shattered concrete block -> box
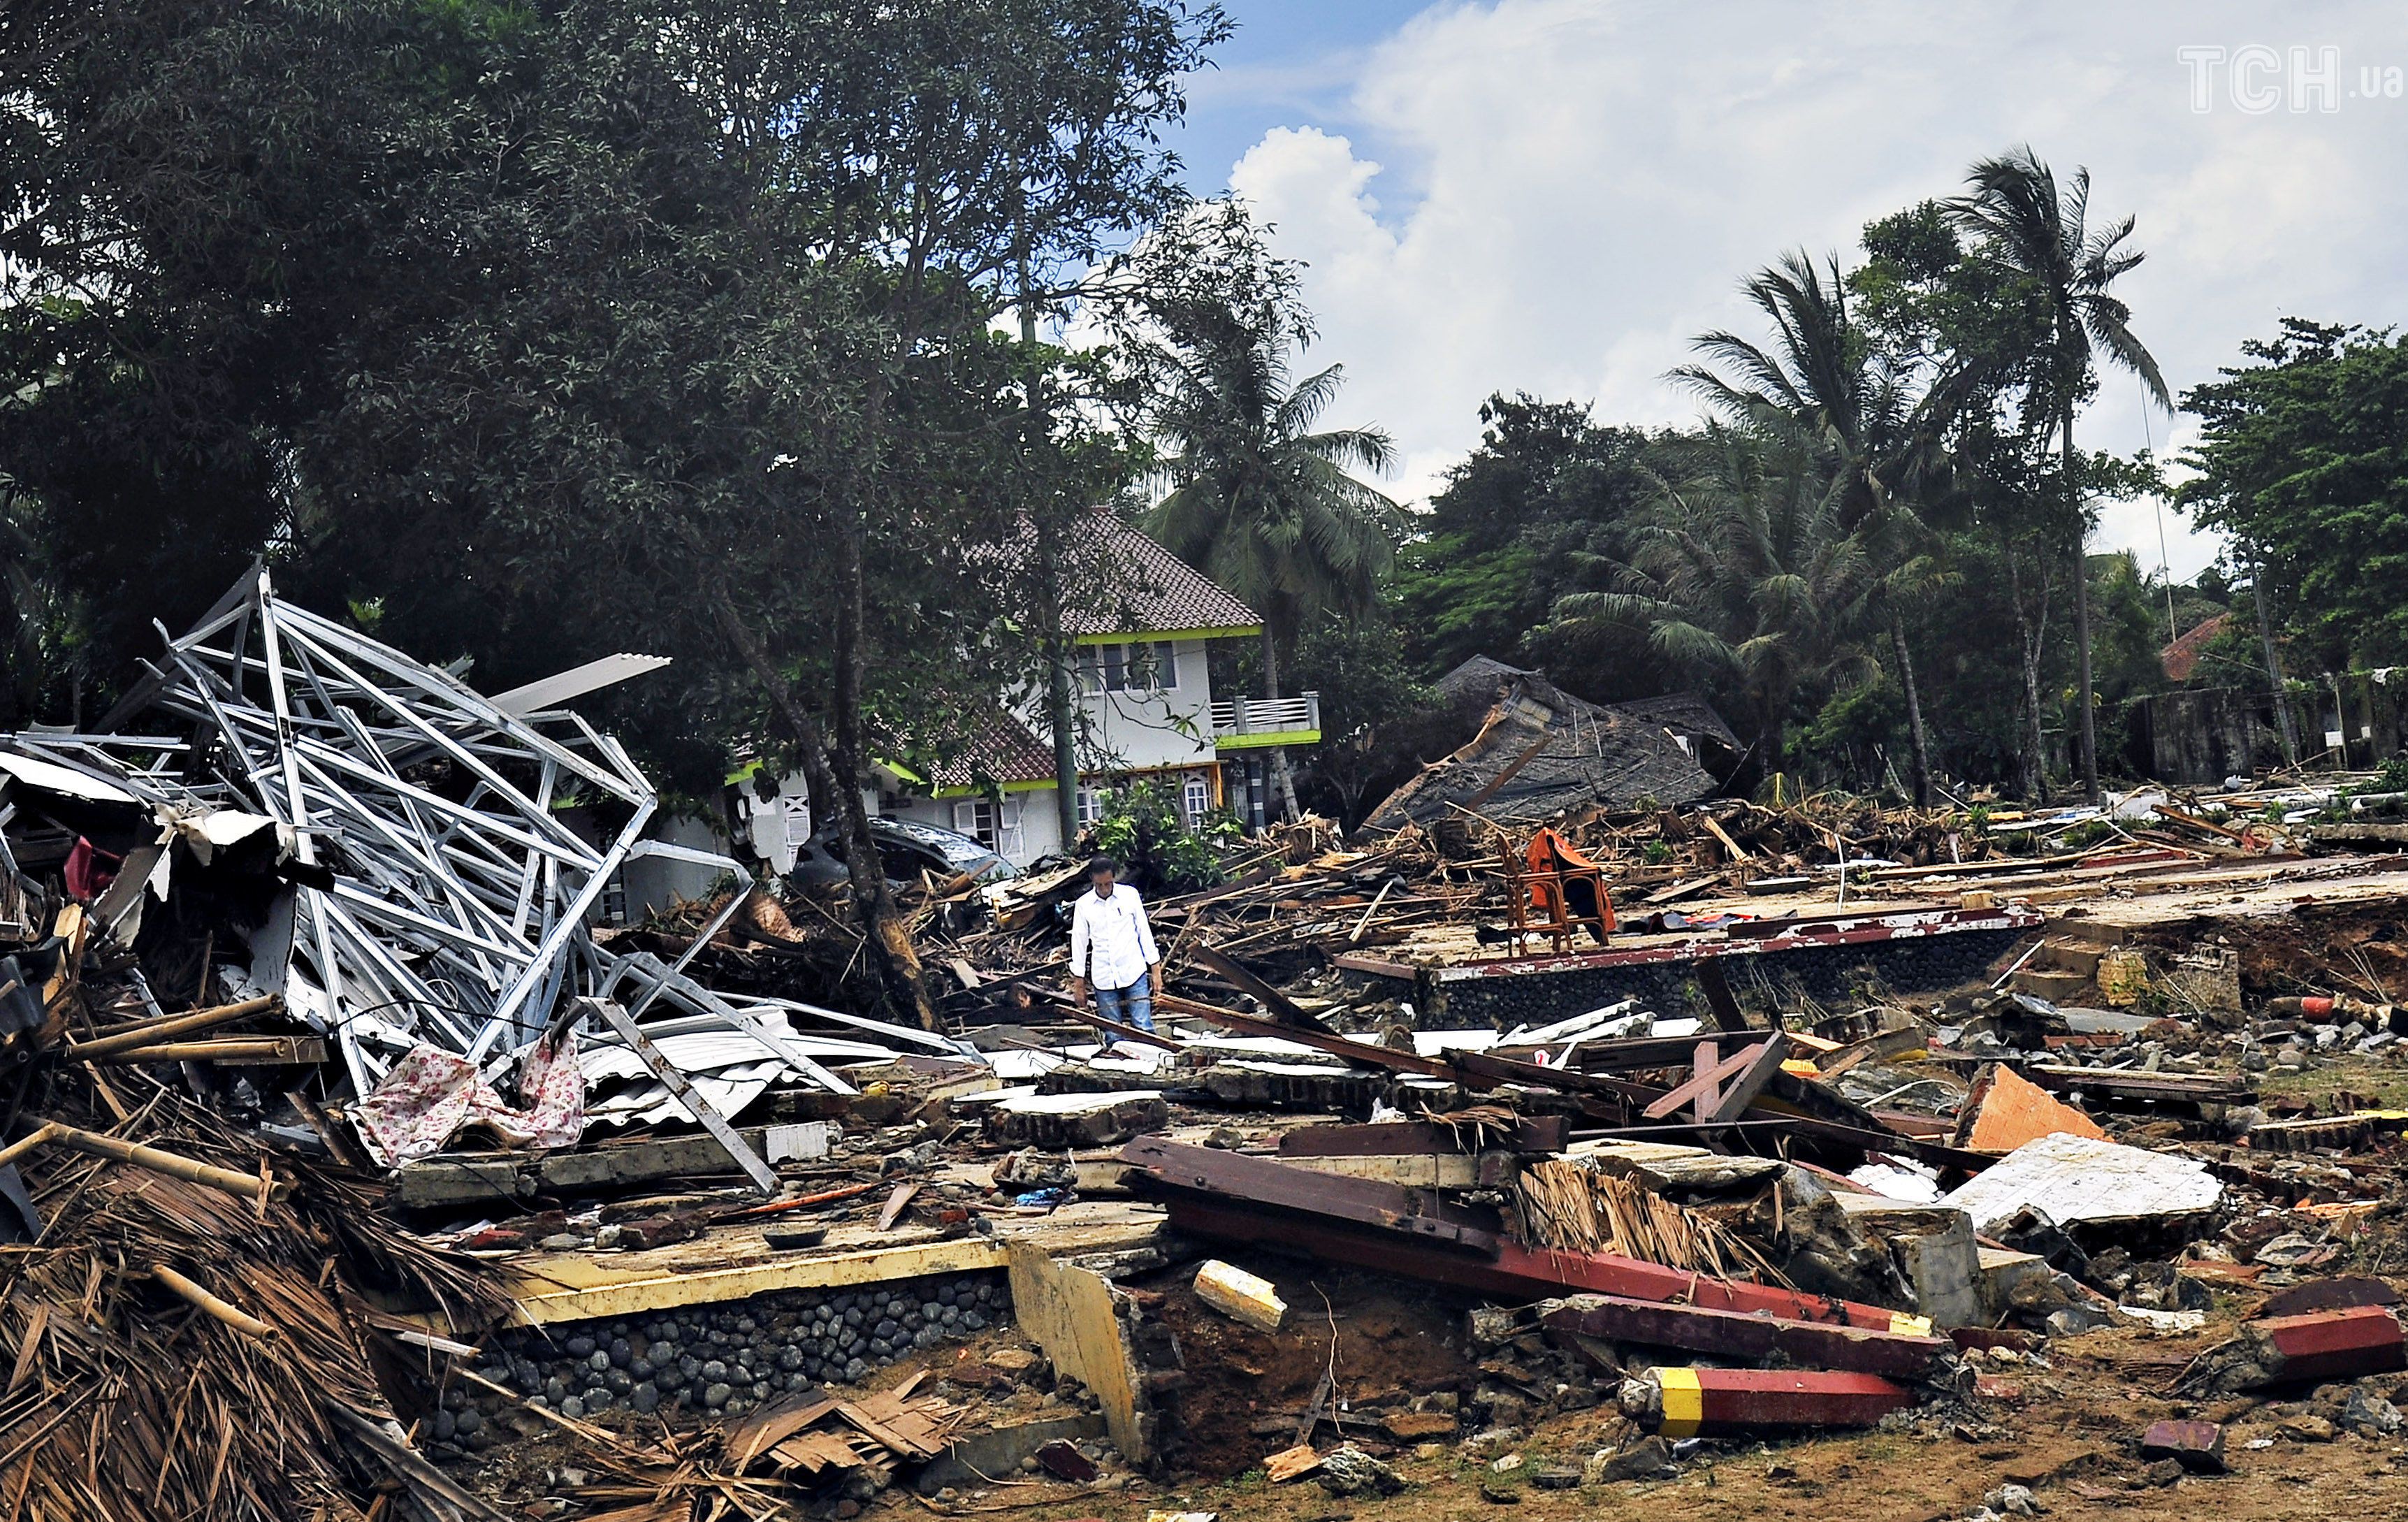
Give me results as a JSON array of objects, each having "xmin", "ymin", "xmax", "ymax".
[
  {"xmin": 1315, "ymin": 1446, "xmax": 1405, "ymax": 1497},
  {"xmin": 2140, "ymin": 1419, "xmax": 2227, "ymax": 1474},
  {"xmin": 1976, "ymin": 1247, "xmax": 2049, "ymax": 1326},
  {"xmin": 1191, "ymin": 1260, "xmax": 1286, "ymax": 1333},
  {"xmin": 1833, "ymin": 1194, "xmax": 1982, "ymax": 1329},
  {"xmin": 1585, "ymin": 1435, "xmax": 1674, "ymax": 1485},
  {"xmin": 983, "ymin": 1092, "xmax": 1168, "ymax": 1149}
]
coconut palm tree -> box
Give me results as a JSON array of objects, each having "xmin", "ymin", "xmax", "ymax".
[
  {"xmin": 1553, "ymin": 428, "xmax": 1880, "ymax": 786},
  {"xmin": 1951, "ymin": 146, "xmax": 2170, "ymax": 804},
  {"xmin": 1674, "ymin": 250, "xmax": 1955, "ymax": 805},
  {"xmin": 1141, "ymin": 294, "xmax": 1409, "ymax": 820}
]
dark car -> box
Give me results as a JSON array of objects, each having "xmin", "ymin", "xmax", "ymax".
[{"xmin": 786, "ymin": 816, "xmax": 1015, "ymax": 891}]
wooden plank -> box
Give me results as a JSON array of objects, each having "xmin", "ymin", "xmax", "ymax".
[
  {"xmin": 1643, "ymin": 875, "xmax": 1720, "ymax": 905},
  {"xmin": 505, "ymin": 1238, "xmax": 1007, "ymax": 1324},
  {"xmin": 876, "ymin": 1183, "xmax": 918, "ymax": 1231},
  {"xmin": 1697, "ymin": 813, "xmax": 1755, "ymax": 862},
  {"xmin": 1695, "ymin": 958, "xmax": 1750, "ymax": 1033},
  {"xmin": 1642, "ymin": 1041, "xmax": 1767, "ymax": 1122},
  {"xmin": 1706, "ymin": 1032, "xmax": 1792, "ymax": 1123},
  {"xmin": 1327, "ymin": 952, "xmax": 1416, "ymax": 980},
  {"xmin": 1006, "ymin": 1242, "xmax": 1149, "ymax": 1463}
]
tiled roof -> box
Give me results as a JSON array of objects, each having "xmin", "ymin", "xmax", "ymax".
[
  {"xmin": 2161, "ymin": 612, "xmax": 2232, "ymax": 683},
  {"xmin": 1066, "ymin": 514, "xmax": 1261, "ymax": 637},
  {"xmin": 928, "ymin": 711, "xmax": 1057, "ymax": 792}
]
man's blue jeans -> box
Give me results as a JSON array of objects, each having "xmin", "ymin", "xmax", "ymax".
[{"xmin": 1095, "ymin": 971, "xmax": 1154, "ymax": 1033}]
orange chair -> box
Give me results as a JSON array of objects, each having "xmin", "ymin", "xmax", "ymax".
[{"xmin": 1501, "ymin": 827, "xmax": 1614, "ymax": 952}]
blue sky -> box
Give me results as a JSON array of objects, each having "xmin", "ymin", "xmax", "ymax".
[{"xmin": 1152, "ymin": 2, "xmax": 2408, "ymax": 585}]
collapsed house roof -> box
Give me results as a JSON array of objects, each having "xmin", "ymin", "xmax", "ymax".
[
  {"xmin": 1363, "ymin": 661, "xmax": 1720, "ymax": 831},
  {"xmin": 1611, "ymin": 690, "xmax": 1744, "ymax": 759}
]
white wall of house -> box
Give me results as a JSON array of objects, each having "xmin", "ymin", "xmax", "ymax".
[
  {"xmin": 1072, "ymin": 637, "xmax": 1215, "ymax": 771},
  {"xmin": 615, "ymin": 812, "xmax": 738, "ymax": 922},
  {"xmin": 885, "ymin": 788, "xmax": 1066, "ymax": 870}
]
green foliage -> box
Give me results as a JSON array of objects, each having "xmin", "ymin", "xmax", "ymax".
[
  {"xmin": 2179, "ymin": 320, "xmax": 2408, "ymax": 671},
  {"xmin": 1126, "ymin": 207, "xmax": 1410, "ymax": 669},
  {"xmin": 1089, "ymin": 781, "xmax": 1235, "ymax": 894}
]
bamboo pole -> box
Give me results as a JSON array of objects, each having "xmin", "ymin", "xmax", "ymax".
[
  {"xmin": 66, "ymin": 996, "xmax": 280, "ymax": 1061},
  {"xmin": 152, "ymin": 1266, "xmax": 279, "ymax": 1340},
  {"xmin": 36, "ymin": 1123, "xmax": 284, "ymax": 1202},
  {"xmin": 0, "ymin": 1123, "xmax": 59, "ymax": 1171},
  {"xmin": 84, "ymin": 1038, "xmax": 319, "ymax": 1066}
]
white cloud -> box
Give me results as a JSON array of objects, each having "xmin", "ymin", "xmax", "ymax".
[{"xmin": 1215, "ymin": 1, "xmax": 2408, "ymax": 581}]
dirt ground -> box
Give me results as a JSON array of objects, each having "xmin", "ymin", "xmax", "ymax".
[
  {"xmin": 1138, "ymin": 1259, "xmax": 1477, "ymax": 1479},
  {"xmin": 922, "ymin": 1306, "xmax": 2408, "ymax": 1521}
]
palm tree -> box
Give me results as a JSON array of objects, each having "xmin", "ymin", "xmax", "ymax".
[
  {"xmin": 1674, "ymin": 251, "xmax": 1953, "ymax": 806},
  {"xmin": 1142, "ymin": 296, "xmax": 1409, "ymax": 820},
  {"xmin": 1554, "ymin": 428, "xmax": 1879, "ymax": 785},
  {"xmin": 1951, "ymin": 146, "xmax": 2170, "ymax": 804}
]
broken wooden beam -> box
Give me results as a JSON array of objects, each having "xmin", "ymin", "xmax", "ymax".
[
  {"xmin": 1619, "ymin": 1365, "xmax": 1914, "ymax": 1435},
  {"xmin": 2229, "ymin": 1305, "xmax": 2407, "ymax": 1387},
  {"xmin": 1120, "ymin": 1137, "xmax": 1499, "ymax": 1252}
]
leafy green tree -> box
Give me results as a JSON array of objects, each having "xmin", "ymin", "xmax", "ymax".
[
  {"xmin": 1131, "ymin": 224, "xmax": 1411, "ymax": 819},
  {"xmin": 1951, "ymin": 146, "xmax": 2170, "ymax": 803},
  {"xmin": 2178, "ymin": 320, "xmax": 2408, "ymax": 670},
  {"xmin": 0, "ymin": 0, "xmax": 1228, "ymax": 1029},
  {"xmin": 1391, "ymin": 394, "xmax": 1667, "ymax": 690}
]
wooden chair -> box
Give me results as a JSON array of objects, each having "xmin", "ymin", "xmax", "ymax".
[{"xmin": 1499, "ymin": 827, "xmax": 1615, "ymax": 953}]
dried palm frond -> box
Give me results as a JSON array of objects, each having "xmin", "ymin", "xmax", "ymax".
[{"xmin": 1514, "ymin": 1158, "xmax": 1790, "ymax": 1287}]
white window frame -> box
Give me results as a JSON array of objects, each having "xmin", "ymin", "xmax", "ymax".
[
  {"xmin": 951, "ymin": 797, "xmax": 1025, "ymax": 859},
  {"xmin": 1078, "ymin": 641, "xmax": 1177, "ymax": 695},
  {"xmin": 1181, "ymin": 773, "xmax": 1211, "ymax": 824}
]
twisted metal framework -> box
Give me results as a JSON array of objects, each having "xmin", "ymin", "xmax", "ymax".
[{"xmin": 10, "ymin": 569, "xmax": 926, "ymax": 1099}]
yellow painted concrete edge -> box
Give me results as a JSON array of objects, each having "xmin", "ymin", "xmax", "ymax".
[
  {"xmin": 1656, "ymin": 1366, "xmax": 1704, "ymax": 1439},
  {"xmin": 500, "ymin": 1238, "xmax": 1009, "ymax": 1326}
]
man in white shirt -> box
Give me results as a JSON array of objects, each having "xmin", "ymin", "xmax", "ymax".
[{"xmin": 1069, "ymin": 856, "xmax": 1159, "ymax": 1032}]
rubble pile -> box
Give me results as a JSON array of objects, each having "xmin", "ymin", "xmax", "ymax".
[{"xmin": 13, "ymin": 576, "xmax": 2408, "ymax": 1517}]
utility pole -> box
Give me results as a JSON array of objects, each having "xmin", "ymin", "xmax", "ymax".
[{"xmin": 2252, "ymin": 550, "xmax": 2300, "ymax": 768}]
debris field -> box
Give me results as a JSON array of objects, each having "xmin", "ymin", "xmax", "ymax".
[{"xmin": 10, "ymin": 577, "xmax": 2408, "ymax": 1520}]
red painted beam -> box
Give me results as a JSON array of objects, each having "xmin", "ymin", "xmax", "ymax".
[
  {"xmin": 1542, "ymin": 1296, "xmax": 1945, "ymax": 1382},
  {"xmin": 2242, "ymin": 1304, "xmax": 2408, "ymax": 1386},
  {"xmin": 1147, "ymin": 1189, "xmax": 1924, "ymax": 1341},
  {"xmin": 1623, "ymin": 1366, "xmax": 1915, "ymax": 1435}
]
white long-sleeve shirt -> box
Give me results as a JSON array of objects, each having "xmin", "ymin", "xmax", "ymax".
[{"xmin": 1070, "ymin": 884, "xmax": 1159, "ymax": 990}]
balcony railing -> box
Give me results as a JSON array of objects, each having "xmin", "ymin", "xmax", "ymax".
[{"xmin": 1209, "ymin": 691, "xmax": 1321, "ymax": 748}]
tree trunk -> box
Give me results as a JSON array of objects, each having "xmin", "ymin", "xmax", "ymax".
[
  {"xmin": 2065, "ymin": 401, "xmax": 2100, "ymax": 804},
  {"xmin": 2006, "ymin": 549, "xmax": 2048, "ymax": 802},
  {"xmin": 1260, "ymin": 624, "xmax": 1300, "ymax": 822},
  {"xmin": 2251, "ymin": 552, "xmax": 2300, "ymax": 767},
  {"xmin": 713, "ymin": 584, "xmax": 941, "ymax": 1032},
  {"xmin": 1887, "ymin": 602, "xmax": 1932, "ymax": 809}
]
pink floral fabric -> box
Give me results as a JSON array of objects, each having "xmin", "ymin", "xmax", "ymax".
[{"xmin": 356, "ymin": 1033, "xmax": 585, "ymax": 1164}]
